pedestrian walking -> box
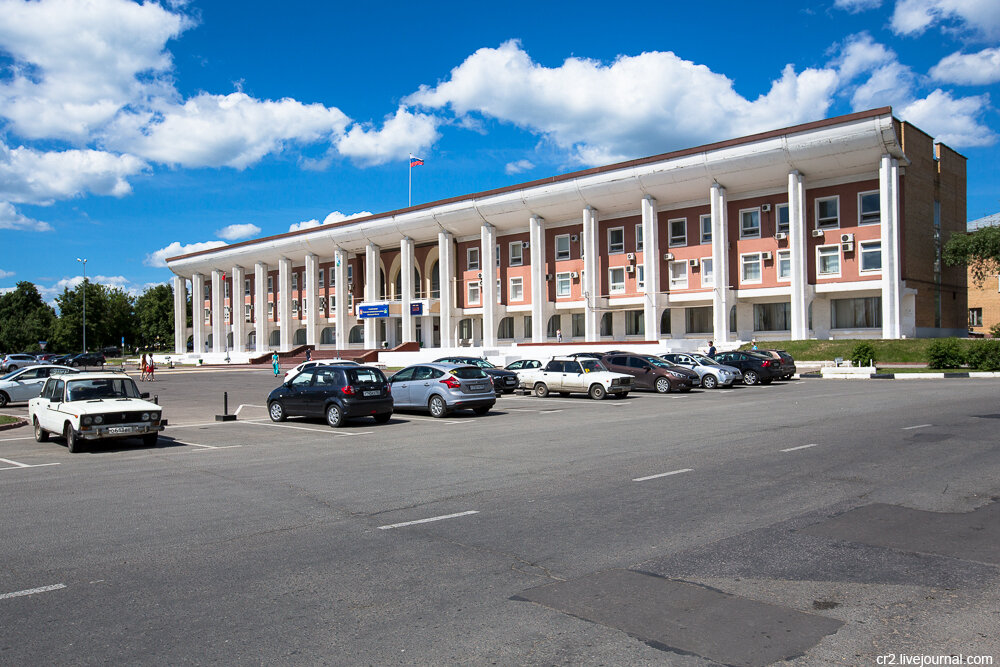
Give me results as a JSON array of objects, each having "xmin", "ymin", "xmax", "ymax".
[
  {"xmin": 272, "ymin": 351, "xmax": 280, "ymax": 377},
  {"xmin": 147, "ymin": 355, "xmax": 155, "ymax": 381},
  {"xmin": 140, "ymin": 353, "xmax": 148, "ymax": 381},
  {"xmin": 707, "ymin": 340, "xmax": 716, "ymax": 357},
  {"xmin": 305, "ymin": 348, "xmax": 311, "ymax": 362},
  {"xmin": 556, "ymin": 328, "xmax": 563, "ymax": 343}
]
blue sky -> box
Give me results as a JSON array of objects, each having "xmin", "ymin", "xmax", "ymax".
[{"xmin": 2, "ymin": 0, "xmax": 999, "ymax": 301}]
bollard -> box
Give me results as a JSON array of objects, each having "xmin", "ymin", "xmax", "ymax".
[
  {"xmin": 154, "ymin": 395, "xmax": 159, "ymax": 405},
  {"xmin": 215, "ymin": 390, "xmax": 236, "ymax": 421}
]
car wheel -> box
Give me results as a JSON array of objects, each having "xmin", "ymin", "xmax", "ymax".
[
  {"xmin": 142, "ymin": 432, "xmax": 158, "ymax": 447},
  {"xmin": 473, "ymin": 405, "xmax": 491, "ymax": 415},
  {"xmin": 620, "ymin": 392, "xmax": 629, "ymax": 399},
  {"xmin": 428, "ymin": 395, "xmax": 449, "ymax": 418},
  {"xmin": 654, "ymin": 377, "xmax": 671, "ymax": 394},
  {"xmin": 373, "ymin": 412, "xmax": 391, "ymax": 424},
  {"xmin": 325, "ymin": 403, "xmax": 344, "ymax": 427},
  {"xmin": 701, "ymin": 374, "xmax": 718, "ymax": 390},
  {"xmin": 33, "ymin": 418, "xmax": 48, "ymax": 442},
  {"xmin": 7, "ymin": 365, "xmax": 16, "ymax": 372},
  {"xmin": 534, "ymin": 383, "xmax": 549, "ymax": 398},
  {"xmin": 589, "ymin": 384, "xmax": 607, "ymax": 400},
  {"xmin": 268, "ymin": 401, "xmax": 287, "ymax": 422},
  {"xmin": 743, "ymin": 370, "xmax": 760, "ymax": 385},
  {"xmin": 0, "ymin": 391, "xmax": 8, "ymax": 408},
  {"xmin": 64, "ymin": 423, "xmax": 82, "ymax": 453}
]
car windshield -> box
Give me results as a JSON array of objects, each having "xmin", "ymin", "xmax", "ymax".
[
  {"xmin": 66, "ymin": 378, "xmax": 141, "ymax": 401},
  {"xmin": 1, "ymin": 370, "xmax": 20, "ymax": 381},
  {"xmin": 646, "ymin": 357, "xmax": 673, "ymax": 368},
  {"xmin": 469, "ymin": 359, "xmax": 496, "ymax": 369},
  {"xmin": 579, "ymin": 359, "xmax": 606, "ymax": 373},
  {"xmin": 688, "ymin": 353, "xmax": 719, "ymax": 365}
]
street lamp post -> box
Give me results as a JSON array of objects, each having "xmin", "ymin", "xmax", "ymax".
[{"xmin": 76, "ymin": 258, "xmax": 87, "ymax": 352}]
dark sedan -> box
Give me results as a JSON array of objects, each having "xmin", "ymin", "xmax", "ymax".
[
  {"xmin": 711, "ymin": 351, "xmax": 783, "ymax": 385},
  {"xmin": 67, "ymin": 352, "xmax": 106, "ymax": 368},
  {"xmin": 757, "ymin": 349, "xmax": 797, "ymax": 379},
  {"xmin": 433, "ymin": 356, "xmax": 518, "ymax": 394},
  {"xmin": 600, "ymin": 352, "xmax": 698, "ymax": 393},
  {"xmin": 267, "ymin": 364, "xmax": 393, "ymax": 427}
]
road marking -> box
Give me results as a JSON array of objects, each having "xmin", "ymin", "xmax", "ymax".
[
  {"xmin": 633, "ymin": 468, "xmax": 693, "ymax": 482},
  {"xmin": 0, "ymin": 457, "xmax": 60, "ymax": 471},
  {"xmin": 171, "ymin": 440, "xmax": 243, "ymax": 451},
  {"xmin": 902, "ymin": 424, "xmax": 933, "ymax": 430},
  {"xmin": 395, "ymin": 415, "xmax": 464, "ymax": 425},
  {"xmin": 241, "ymin": 420, "xmax": 373, "ymax": 435},
  {"xmin": 167, "ymin": 421, "xmax": 235, "ymax": 429},
  {"xmin": 0, "ymin": 436, "xmax": 35, "ymax": 442},
  {"xmin": 234, "ymin": 404, "xmax": 266, "ymax": 416},
  {"xmin": 378, "ymin": 510, "xmax": 479, "ymax": 530},
  {"xmin": 781, "ymin": 444, "xmax": 819, "ymax": 452},
  {"xmin": 0, "ymin": 583, "xmax": 66, "ymax": 600}
]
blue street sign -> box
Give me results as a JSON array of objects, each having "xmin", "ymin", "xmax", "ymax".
[
  {"xmin": 410, "ymin": 303, "xmax": 423, "ymax": 315},
  {"xmin": 357, "ymin": 304, "xmax": 389, "ymax": 319}
]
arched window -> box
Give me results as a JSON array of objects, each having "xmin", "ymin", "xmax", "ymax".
[
  {"xmin": 600, "ymin": 312, "xmax": 613, "ymax": 337},
  {"xmin": 458, "ymin": 318, "xmax": 473, "ymax": 340},
  {"xmin": 498, "ymin": 317, "xmax": 514, "ymax": 339},
  {"xmin": 431, "ymin": 260, "xmax": 440, "ymax": 298},
  {"xmin": 320, "ymin": 327, "xmax": 336, "ymax": 344},
  {"xmin": 348, "ymin": 325, "xmax": 364, "ymax": 344},
  {"xmin": 379, "ymin": 269, "xmax": 387, "ymax": 300},
  {"xmin": 729, "ymin": 305, "xmax": 737, "ymax": 332},
  {"xmin": 269, "ymin": 330, "xmax": 280, "ymax": 346},
  {"xmin": 660, "ymin": 309, "xmax": 671, "ymax": 335},
  {"xmin": 394, "ymin": 267, "xmax": 421, "ymax": 300},
  {"xmin": 247, "ymin": 330, "xmax": 256, "ymax": 349},
  {"xmin": 547, "ymin": 314, "xmax": 561, "ymax": 338},
  {"xmin": 293, "ymin": 328, "xmax": 307, "ymax": 345}
]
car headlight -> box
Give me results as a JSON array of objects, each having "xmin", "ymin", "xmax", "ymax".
[
  {"xmin": 141, "ymin": 412, "xmax": 150, "ymax": 421},
  {"xmin": 151, "ymin": 412, "xmax": 161, "ymax": 422},
  {"xmin": 94, "ymin": 415, "xmax": 103, "ymax": 424},
  {"xmin": 82, "ymin": 416, "xmax": 92, "ymax": 425}
]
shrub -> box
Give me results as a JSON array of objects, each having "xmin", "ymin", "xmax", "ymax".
[
  {"xmin": 850, "ymin": 342, "xmax": 877, "ymax": 368},
  {"xmin": 990, "ymin": 322, "xmax": 1000, "ymax": 338},
  {"xmin": 965, "ymin": 339, "xmax": 1000, "ymax": 371},
  {"xmin": 927, "ymin": 338, "xmax": 965, "ymax": 369}
]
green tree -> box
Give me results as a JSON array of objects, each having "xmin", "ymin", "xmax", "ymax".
[
  {"xmin": 135, "ymin": 284, "xmax": 175, "ymax": 350},
  {"xmin": 0, "ymin": 282, "xmax": 57, "ymax": 352},
  {"xmin": 943, "ymin": 225, "xmax": 1000, "ymax": 285},
  {"xmin": 53, "ymin": 281, "xmax": 136, "ymax": 351}
]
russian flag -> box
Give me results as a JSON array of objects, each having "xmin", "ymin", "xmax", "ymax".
[{"xmin": 410, "ymin": 155, "xmax": 424, "ymax": 168}]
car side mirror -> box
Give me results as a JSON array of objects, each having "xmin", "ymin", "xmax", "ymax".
[{"xmin": 140, "ymin": 392, "xmax": 150, "ymax": 399}]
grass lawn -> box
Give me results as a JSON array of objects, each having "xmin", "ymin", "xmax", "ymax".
[
  {"xmin": 0, "ymin": 415, "xmax": 19, "ymax": 426},
  {"xmin": 879, "ymin": 367, "xmax": 966, "ymax": 373},
  {"xmin": 738, "ymin": 338, "xmax": 977, "ymax": 363}
]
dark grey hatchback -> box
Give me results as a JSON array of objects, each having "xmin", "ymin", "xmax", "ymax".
[{"xmin": 267, "ymin": 364, "xmax": 393, "ymax": 427}]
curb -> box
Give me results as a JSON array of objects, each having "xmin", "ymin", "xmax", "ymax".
[
  {"xmin": 0, "ymin": 416, "xmax": 28, "ymax": 431},
  {"xmin": 797, "ymin": 372, "xmax": 1000, "ymax": 380}
]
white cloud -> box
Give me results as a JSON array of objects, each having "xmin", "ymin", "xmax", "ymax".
[
  {"xmin": 289, "ymin": 218, "xmax": 320, "ymax": 232},
  {"xmin": 37, "ymin": 274, "xmax": 133, "ymax": 301},
  {"xmin": 337, "ymin": 106, "xmax": 441, "ymax": 166},
  {"xmin": 850, "ymin": 61, "xmax": 918, "ymax": 110},
  {"xmin": 898, "ymin": 89, "xmax": 996, "ymax": 146},
  {"xmin": 892, "ymin": 0, "xmax": 1000, "ymax": 39},
  {"xmin": 835, "ymin": 33, "xmax": 897, "ymax": 80},
  {"xmin": 405, "ymin": 40, "xmax": 839, "ymax": 166},
  {"xmin": 216, "ymin": 223, "xmax": 261, "ymax": 241},
  {"xmin": 834, "ymin": 0, "xmax": 882, "ymax": 12},
  {"xmin": 0, "ymin": 201, "xmax": 52, "ymax": 232},
  {"xmin": 930, "ymin": 47, "xmax": 1000, "ymax": 85},
  {"xmin": 505, "ymin": 159, "xmax": 535, "ymax": 175},
  {"xmin": 145, "ymin": 240, "xmax": 226, "ymax": 268},
  {"xmin": 0, "ymin": 269, "xmax": 14, "ymax": 279},
  {"xmin": 288, "ymin": 210, "xmax": 372, "ymax": 232}
]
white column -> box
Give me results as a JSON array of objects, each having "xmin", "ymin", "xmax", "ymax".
[
  {"xmin": 529, "ymin": 215, "xmax": 546, "ymax": 343},
  {"xmin": 278, "ymin": 258, "xmax": 292, "ymax": 352},
  {"xmin": 230, "ymin": 265, "xmax": 245, "ymax": 352},
  {"xmin": 401, "ymin": 237, "xmax": 415, "ymax": 342},
  {"xmin": 880, "ymin": 154, "xmax": 902, "ymax": 339},
  {"xmin": 711, "ymin": 184, "xmax": 732, "ymax": 344},
  {"xmin": 364, "ymin": 243, "xmax": 380, "ymax": 348},
  {"xmin": 254, "ymin": 262, "xmax": 268, "ymax": 352},
  {"xmin": 334, "ymin": 249, "xmax": 349, "ymax": 351},
  {"xmin": 304, "ymin": 253, "xmax": 319, "ymax": 348},
  {"xmin": 211, "ymin": 269, "xmax": 224, "ymax": 353},
  {"xmin": 641, "ymin": 196, "xmax": 660, "ymax": 341},
  {"xmin": 788, "ymin": 171, "xmax": 808, "ymax": 339},
  {"xmin": 421, "ymin": 315, "xmax": 433, "ymax": 348},
  {"xmin": 481, "ymin": 224, "xmax": 497, "ymax": 347},
  {"xmin": 582, "ymin": 206, "xmax": 599, "ymax": 341},
  {"xmin": 191, "ymin": 273, "xmax": 205, "ymax": 354},
  {"xmin": 172, "ymin": 275, "xmax": 187, "ymax": 354},
  {"xmin": 438, "ymin": 231, "xmax": 454, "ymax": 348}
]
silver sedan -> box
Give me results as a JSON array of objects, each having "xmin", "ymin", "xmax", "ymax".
[
  {"xmin": 0, "ymin": 364, "xmax": 79, "ymax": 407},
  {"xmin": 661, "ymin": 353, "xmax": 742, "ymax": 389}
]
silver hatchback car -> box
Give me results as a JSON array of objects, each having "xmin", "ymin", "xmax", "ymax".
[{"xmin": 389, "ymin": 363, "xmax": 496, "ymax": 418}]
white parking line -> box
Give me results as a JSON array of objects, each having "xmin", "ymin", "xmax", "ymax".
[
  {"xmin": 234, "ymin": 404, "xmax": 266, "ymax": 416},
  {"xmin": 781, "ymin": 444, "xmax": 819, "ymax": 452},
  {"xmin": 170, "ymin": 440, "xmax": 242, "ymax": 451},
  {"xmin": 0, "ymin": 436, "xmax": 35, "ymax": 442},
  {"xmin": 902, "ymin": 424, "xmax": 932, "ymax": 430},
  {"xmin": 0, "ymin": 457, "xmax": 60, "ymax": 471},
  {"xmin": 633, "ymin": 468, "xmax": 693, "ymax": 482},
  {"xmin": 395, "ymin": 415, "xmax": 465, "ymax": 425},
  {"xmin": 378, "ymin": 510, "xmax": 479, "ymax": 530},
  {"xmin": 240, "ymin": 420, "xmax": 373, "ymax": 436},
  {"xmin": 0, "ymin": 583, "xmax": 66, "ymax": 600}
]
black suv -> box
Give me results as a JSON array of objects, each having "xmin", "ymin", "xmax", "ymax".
[
  {"xmin": 433, "ymin": 356, "xmax": 518, "ymax": 394},
  {"xmin": 267, "ymin": 364, "xmax": 393, "ymax": 427},
  {"xmin": 68, "ymin": 352, "xmax": 106, "ymax": 368},
  {"xmin": 710, "ymin": 351, "xmax": 782, "ymax": 385}
]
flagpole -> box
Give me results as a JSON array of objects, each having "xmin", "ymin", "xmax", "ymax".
[{"xmin": 408, "ymin": 153, "xmax": 412, "ymax": 207}]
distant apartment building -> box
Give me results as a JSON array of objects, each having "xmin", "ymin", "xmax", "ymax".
[{"xmin": 966, "ymin": 213, "xmax": 1000, "ymax": 336}]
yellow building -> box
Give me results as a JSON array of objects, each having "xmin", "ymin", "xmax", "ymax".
[{"xmin": 966, "ymin": 213, "xmax": 1000, "ymax": 336}]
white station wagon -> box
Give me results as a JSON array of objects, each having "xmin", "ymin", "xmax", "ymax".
[{"xmin": 29, "ymin": 372, "xmax": 165, "ymax": 453}]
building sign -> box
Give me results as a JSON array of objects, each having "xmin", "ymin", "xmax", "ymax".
[
  {"xmin": 357, "ymin": 304, "xmax": 389, "ymax": 319},
  {"xmin": 410, "ymin": 303, "xmax": 423, "ymax": 316}
]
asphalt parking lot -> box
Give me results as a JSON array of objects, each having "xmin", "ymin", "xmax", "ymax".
[{"xmin": 2, "ymin": 367, "xmax": 999, "ymax": 665}]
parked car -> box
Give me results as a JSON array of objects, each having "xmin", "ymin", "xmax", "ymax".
[
  {"xmin": 67, "ymin": 352, "xmax": 106, "ymax": 368},
  {"xmin": 50, "ymin": 354, "xmax": 75, "ymax": 366},
  {"xmin": 600, "ymin": 352, "xmax": 698, "ymax": 393},
  {"xmin": 267, "ymin": 364, "xmax": 392, "ymax": 427},
  {"xmin": 29, "ymin": 372, "xmax": 165, "ymax": 452},
  {"xmin": 1, "ymin": 353, "xmax": 40, "ymax": 373},
  {"xmin": 504, "ymin": 359, "xmax": 542, "ymax": 371},
  {"xmin": 756, "ymin": 349, "xmax": 797, "ymax": 380},
  {"xmin": 711, "ymin": 350, "xmax": 783, "ymax": 385},
  {"xmin": 283, "ymin": 359, "xmax": 359, "ymax": 383},
  {"xmin": 564, "ymin": 352, "xmax": 605, "ymax": 359},
  {"xmin": 390, "ymin": 363, "xmax": 496, "ymax": 417},
  {"xmin": 36, "ymin": 353, "xmax": 58, "ymax": 363},
  {"xmin": 0, "ymin": 365, "xmax": 79, "ymax": 407},
  {"xmin": 433, "ymin": 356, "xmax": 519, "ymax": 394},
  {"xmin": 661, "ymin": 353, "xmax": 741, "ymax": 389},
  {"xmin": 524, "ymin": 356, "xmax": 634, "ymax": 399}
]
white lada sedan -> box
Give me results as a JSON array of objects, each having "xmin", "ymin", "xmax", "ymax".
[{"xmin": 28, "ymin": 372, "xmax": 165, "ymax": 453}]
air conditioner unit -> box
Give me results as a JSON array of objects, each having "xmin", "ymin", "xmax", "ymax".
[
  {"xmin": 840, "ymin": 233, "xmax": 854, "ymax": 244},
  {"xmin": 571, "ymin": 234, "xmax": 579, "ymax": 242},
  {"xmin": 761, "ymin": 203, "xmax": 772, "ymax": 212},
  {"xmin": 775, "ymin": 232, "xmax": 787, "ymax": 240},
  {"xmin": 663, "ymin": 252, "xmax": 674, "ymax": 260},
  {"xmin": 570, "ymin": 271, "xmax": 579, "ymax": 279},
  {"xmin": 689, "ymin": 258, "xmax": 700, "ymax": 267},
  {"xmin": 811, "ymin": 229, "xmax": 825, "ymax": 238},
  {"xmin": 842, "ymin": 242, "xmax": 854, "ymax": 252},
  {"xmin": 761, "ymin": 251, "xmax": 772, "ymax": 261},
  {"xmin": 522, "ymin": 241, "xmax": 530, "ymax": 249},
  {"xmin": 625, "ymin": 265, "xmax": 635, "ymax": 274},
  {"xmin": 626, "ymin": 252, "xmax": 635, "ymax": 261}
]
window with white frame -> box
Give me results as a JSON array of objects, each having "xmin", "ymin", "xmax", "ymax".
[
  {"xmin": 668, "ymin": 218, "xmax": 687, "ymax": 247},
  {"xmin": 970, "ymin": 308, "xmax": 983, "ymax": 327},
  {"xmin": 302, "ymin": 298, "xmax": 307, "ymax": 314},
  {"xmin": 291, "ymin": 274, "xmax": 298, "ymax": 291},
  {"xmin": 204, "ymin": 308, "xmax": 211, "ymax": 323},
  {"xmin": 637, "ymin": 265, "xmax": 645, "ymax": 290},
  {"xmin": 244, "ymin": 279, "xmax": 251, "ymax": 295},
  {"xmin": 700, "ymin": 214, "xmax": 712, "ymax": 244},
  {"xmin": 556, "ymin": 272, "xmax": 572, "ymax": 297},
  {"xmin": 291, "ymin": 299, "xmax": 299, "ymax": 313},
  {"xmin": 740, "ymin": 208, "xmax": 761, "ymax": 238},
  {"xmin": 817, "ymin": 245, "xmax": 841, "ymax": 276},
  {"xmin": 816, "ymin": 196, "xmax": 840, "ymax": 229},
  {"xmin": 555, "ymin": 234, "xmax": 571, "ymax": 260},
  {"xmin": 267, "ymin": 276, "xmax": 273, "ymax": 293},
  {"xmin": 509, "ymin": 276, "xmax": 524, "ymax": 301},
  {"xmin": 701, "ymin": 258, "xmax": 714, "ymax": 287},
  {"xmin": 467, "ymin": 247, "xmax": 480, "ymax": 271},
  {"xmin": 245, "ymin": 304, "xmax": 252, "ymax": 322},
  {"xmin": 859, "ymin": 191, "xmax": 880, "ymax": 225},
  {"xmin": 509, "ymin": 241, "xmax": 523, "ymax": 266},
  {"xmin": 224, "ymin": 305, "xmax": 230, "ymax": 322},
  {"xmin": 608, "ymin": 267, "xmax": 626, "ymax": 294},
  {"xmin": 329, "ymin": 295, "xmax": 336, "ymax": 312},
  {"xmin": 204, "ymin": 285, "xmax": 210, "ymax": 299},
  {"xmin": 669, "ymin": 261, "xmax": 688, "ymax": 289},
  {"xmin": 268, "ymin": 302, "xmax": 274, "ymax": 318},
  {"xmin": 741, "ymin": 253, "xmax": 762, "ymax": 283},
  {"xmin": 777, "ymin": 250, "xmax": 791, "ymax": 280},
  {"xmin": 318, "ymin": 269, "xmax": 324, "ymax": 288},
  {"xmin": 635, "ymin": 223, "xmax": 644, "ymax": 252},
  {"xmin": 467, "ymin": 281, "xmax": 481, "ymax": 305},
  {"xmin": 497, "ymin": 279, "xmax": 502, "ymax": 304},
  {"xmin": 625, "ymin": 310, "xmax": 644, "ymax": 336},
  {"xmin": 608, "ymin": 227, "xmax": 625, "ymax": 254},
  {"xmin": 347, "ymin": 265, "xmax": 353, "ymax": 284},
  {"xmin": 776, "ymin": 204, "xmax": 790, "ymax": 235},
  {"xmin": 859, "ymin": 240, "xmax": 882, "ymax": 272},
  {"xmin": 224, "ymin": 282, "xmax": 229, "ymax": 298},
  {"xmin": 495, "ymin": 246, "xmax": 500, "ymax": 267}
]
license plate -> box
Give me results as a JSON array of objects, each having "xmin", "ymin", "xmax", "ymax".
[
  {"xmin": 363, "ymin": 390, "xmax": 379, "ymax": 397},
  {"xmin": 108, "ymin": 426, "xmax": 133, "ymax": 434},
  {"xmin": 469, "ymin": 384, "xmax": 485, "ymax": 391}
]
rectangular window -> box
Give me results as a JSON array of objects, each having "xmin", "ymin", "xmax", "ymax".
[
  {"xmin": 608, "ymin": 227, "xmax": 625, "ymax": 254},
  {"xmin": 467, "ymin": 247, "xmax": 480, "ymax": 271},
  {"xmin": 204, "ymin": 308, "xmax": 211, "ymax": 323},
  {"xmin": 777, "ymin": 204, "xmax": 790, "ymax": 235},
  {"xmin": 831, "ymin": 296, "xmax": 882, "ymax": 328},
  {"xmin": 347, "ymin": 265, "xmax": 353, "ymax": 284},
  {"xmin": 859, "ymin": 191, "xmax": 880, "ymax": 225},
  {"xmin": 556, "ymin": 272, "xmax": 572, "ymax": 297},
  {"xmin": 268, "ymin": 302, "xmax": 274, "ymax": 318},
  {"xmin": 741, "ymin": 253, "xmax": 762, "ymax": 283},
  {"xmin": 244, "ymin": 279, "xmax": 251, "ymax": 295},
  {"xmin": 860, "ymin": 240, "xmax": 882, "ymax": 272},
  {"xmin": 669, "ymin": 261, "xmax": 688, "ymax": 290},
  {"xmin": 555, "ymin": 234, "xmax": 571, "ymax": 260},
  {"xmin": 970, "ymin": 308, "xmax": 984, "ymax": 327},
  {"xmin": 291, "ymin": 299, "xmax": 298, "ymax": 313},
  {"xmin": 291, "ymin": 274, "xmax": 298, "ymax": 291},
  {"xmin": 523, "ymin": 314, "xmax": 532, "ymax": 338},
  {"xmin": 740, "ymin": 208, "xmax": 761, "ymax": 239},
  {"xmin": 224, "ymin": 281, "xmax": 230, "ymax": 298},
  {"xmin": 817, "ymin": 245, "xmax": 841, "ymax": 277},
  {"xmin": 625, "ymin": 310, "xmax": 644, "ymax": 336},
  {"xmin": 497, "ymin": 278, "xmax": 502, "ymax": 304},
  {"xmin": 267, "ymin": 276, "xmax": 273, "ymax": 293},
  {"xmin": 700, "ymin": 214, "xmax": 712, "ymax": 244},
  {"xmin": 777, "ymin": 250, "xmax": 791, "ymax": 280},
  {"xmin": 509, "ymin": 241, "xmax": 523, "ymax": 266},
  {"xmin": 668, "ymin": 218, "xmax": 687, "ymax": 247},
  {"xmin": 608, "ymin": 267, "xmax": 626, "ymax": 294},
  {"xmin": 318, "ymin": 269, "xmax": 324, "ymax": 288},
  {"xmin": 635, "ymin": 223, "xmax": 644, "ymax": 252},
  {"xmin": 329, "ymin": 295, "xmax": 336, "ymax": 312},
  {"xmin": 637, "ymin": 265, "xmax": 645, "ymax": 291},
  {"xmin": 245, "ymin": 304, "xmax": 252, "ymax": 322},
  {"xmin": 467, "ymin": 281, "xmax": 481, "ymax": 305},
  {"xmin": 223, "ymin": 305, "xmax": 230, "ymax": 322},
  {"xmin": 496, "ymin": 245, "xmax": 500, "ymax": 267},
  {"xmin": 685, "ymin": 306, "xmax": 713, "ymax": 334},
  {"xmin": 753, "ymin": 302, "xmax": 791, "ymax": 331},
  {"xmin": 509, "ymin": 277, "xmax": 524, "ymax": 301},
  {"xmin": 816, "ymin": 196, "xmax": 840, "ymax": 229},
  {"xmin": 204, "ymin": 285, "xmax": 210, "ymax": 299},
  {"xmin": 701, "ymin": 257, "xmax": 714, "ymax": 287},
  {"xmin": 572, "ymin": 313, "xmax": 585, "ymax": 338}
]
